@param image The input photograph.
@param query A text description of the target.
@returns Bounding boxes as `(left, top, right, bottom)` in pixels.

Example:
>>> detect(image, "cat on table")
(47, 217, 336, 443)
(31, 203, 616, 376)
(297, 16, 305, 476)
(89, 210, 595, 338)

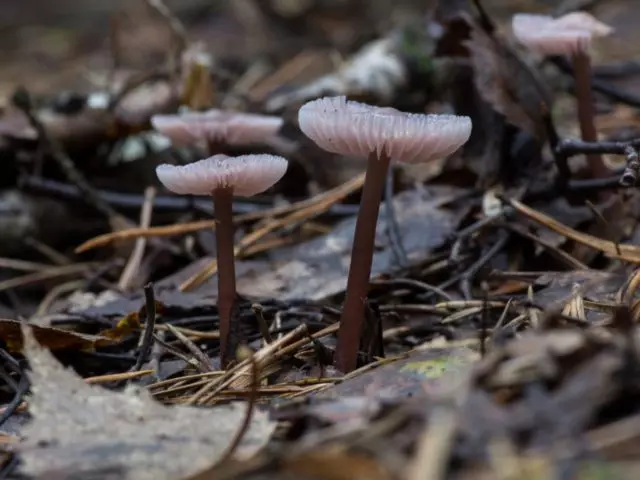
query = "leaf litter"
(4, 0, 640, 478)
(18, 324, 275, 480)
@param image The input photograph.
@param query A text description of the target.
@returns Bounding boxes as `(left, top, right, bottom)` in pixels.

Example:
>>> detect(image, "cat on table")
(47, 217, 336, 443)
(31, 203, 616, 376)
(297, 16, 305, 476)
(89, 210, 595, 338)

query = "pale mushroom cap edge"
(298, 96, 472, 164)
(156, 154, 288, 197)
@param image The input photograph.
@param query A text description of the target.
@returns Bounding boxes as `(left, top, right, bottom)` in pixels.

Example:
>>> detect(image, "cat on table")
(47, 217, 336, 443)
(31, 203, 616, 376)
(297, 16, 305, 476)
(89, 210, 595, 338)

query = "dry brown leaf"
(0, 318, 108, 352)
(18, 325, 275, 480)
(464, 18, 552, 140)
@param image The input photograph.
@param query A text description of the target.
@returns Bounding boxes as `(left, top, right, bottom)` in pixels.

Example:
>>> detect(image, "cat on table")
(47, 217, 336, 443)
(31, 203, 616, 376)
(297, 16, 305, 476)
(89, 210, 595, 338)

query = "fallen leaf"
(464, 16, 552, 140)
(18, 325, 275, 480)
(319, 346, 478, 401)
(0, 318, 108, 352)
(532, 270, 626, 309)
(246, 187, 469, 301)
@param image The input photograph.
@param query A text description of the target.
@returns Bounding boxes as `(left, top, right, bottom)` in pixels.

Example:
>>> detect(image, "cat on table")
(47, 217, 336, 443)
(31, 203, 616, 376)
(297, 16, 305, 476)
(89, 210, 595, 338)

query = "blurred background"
(1, 0, 632, 99)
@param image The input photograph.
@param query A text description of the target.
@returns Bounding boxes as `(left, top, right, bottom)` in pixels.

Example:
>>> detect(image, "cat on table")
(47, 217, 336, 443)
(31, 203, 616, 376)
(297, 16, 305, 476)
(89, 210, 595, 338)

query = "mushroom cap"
(512, 12, 612, 55)
(298, 96, 472, 164)
(156, 154, 288, 197)
(151, 110, 284, 146)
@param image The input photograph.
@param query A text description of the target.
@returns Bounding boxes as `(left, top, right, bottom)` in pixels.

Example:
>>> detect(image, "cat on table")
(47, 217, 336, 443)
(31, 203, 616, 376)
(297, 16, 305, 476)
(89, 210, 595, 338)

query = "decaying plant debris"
(3, 0, 640, 478)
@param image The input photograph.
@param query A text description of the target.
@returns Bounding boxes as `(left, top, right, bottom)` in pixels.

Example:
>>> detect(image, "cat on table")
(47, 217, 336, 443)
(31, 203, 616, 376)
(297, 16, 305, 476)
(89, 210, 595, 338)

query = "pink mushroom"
(298, 96, 472, 372)
(151, 109, 284, 155)
(512, 12, 613, 179)
(156, 154, 288, 365)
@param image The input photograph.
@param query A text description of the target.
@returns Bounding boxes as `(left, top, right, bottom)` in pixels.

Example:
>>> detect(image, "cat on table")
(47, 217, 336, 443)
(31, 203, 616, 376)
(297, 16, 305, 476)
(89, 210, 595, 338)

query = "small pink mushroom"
(151, 109, 284, 155)
(298, 96, 471, 372)
(156, 154, 288, 365)
(512, 12, 613, 180)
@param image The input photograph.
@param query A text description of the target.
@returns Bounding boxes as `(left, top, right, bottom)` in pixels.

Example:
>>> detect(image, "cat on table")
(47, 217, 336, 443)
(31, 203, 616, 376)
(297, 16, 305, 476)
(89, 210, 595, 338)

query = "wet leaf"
(532, 270, 626, 310)
(0, 318, 108, 352)
(247, 187, 469, 301)
(18, 325, 275, 480)
(319, 346, 478, 401)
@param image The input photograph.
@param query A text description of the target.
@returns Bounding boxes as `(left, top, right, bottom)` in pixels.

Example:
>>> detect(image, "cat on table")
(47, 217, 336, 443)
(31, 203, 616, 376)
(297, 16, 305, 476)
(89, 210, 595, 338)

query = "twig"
(551, 55, 640, 108)
(504, 223, 588, 269)
(0, 258, 51, 273)
(20, 175, 290, 215)
(132, 283, 157, 372)
(216, 347, 259, 465)
(0, 373, 29, 428)
(152, 333, 204, 370)
(0, 263, 99, 293)
(621, 146, 640, 187)
(406, 402, 459, 480)
(118, 187, 156, 291)
(370, 278, 453, 301)
(187, 324, 310, 405)
(459, 231, 510, 299)
(384, 168, 408, 268)
(35, 280, 86, 317)
(85, 370, 154, 384)
(144, 0, 188, 52)
(165, 324, 213, 372)
(24, 236, 71, 265)
(251, 304, 273, 344)
(556, 137, 640, 157)
(504, 197, 640, 262)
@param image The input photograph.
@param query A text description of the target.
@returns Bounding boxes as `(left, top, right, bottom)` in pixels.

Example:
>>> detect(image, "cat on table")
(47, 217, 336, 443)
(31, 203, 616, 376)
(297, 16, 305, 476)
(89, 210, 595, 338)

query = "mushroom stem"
(213, 186, 237, 367)
(207, 141, 224, 156)
(572, 51, 608, 179)
(336, 152, 391, 373)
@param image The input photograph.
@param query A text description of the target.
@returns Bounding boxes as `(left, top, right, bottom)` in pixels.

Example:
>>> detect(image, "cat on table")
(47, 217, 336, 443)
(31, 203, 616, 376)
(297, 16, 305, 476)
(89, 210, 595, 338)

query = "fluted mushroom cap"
(151, 110, 283, 146)
(512, 12, 612, 56)
(156, 154, 288, 197)
(298, 96, 472, 164)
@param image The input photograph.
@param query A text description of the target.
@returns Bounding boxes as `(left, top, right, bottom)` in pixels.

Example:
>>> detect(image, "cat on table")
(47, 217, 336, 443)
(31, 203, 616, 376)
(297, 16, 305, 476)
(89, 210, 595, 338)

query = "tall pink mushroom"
(151, 109, 284, 155)
(156, 154, 288, 366)
(512, 12, 613, 179)
(298, 96, 472, 372)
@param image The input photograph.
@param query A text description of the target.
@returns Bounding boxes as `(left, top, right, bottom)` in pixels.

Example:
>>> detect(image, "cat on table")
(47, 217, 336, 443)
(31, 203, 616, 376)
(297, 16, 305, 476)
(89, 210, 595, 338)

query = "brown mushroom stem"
(207, 141, 224, 156)
(572, 51, 608, 180)
(336, 152, 391, 373)
(213, 186, 237, 367)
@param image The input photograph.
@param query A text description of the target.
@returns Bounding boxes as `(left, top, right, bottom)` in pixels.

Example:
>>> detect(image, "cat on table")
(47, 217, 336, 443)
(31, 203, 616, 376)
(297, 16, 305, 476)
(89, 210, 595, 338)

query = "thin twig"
(118, 187, 156, 291)
(216, 347, 259, 465)
(0, 373, 29, 428)
(132, 283, 157, 372)
(0, 263, 100, 294)
(384, 167, 408, 268)
(370, 278, 453, 302)
(165, 324, 213, 372)
(459, 231, 511, 299)
(144, 0, 188, 52)
(85, 370, 154, 384)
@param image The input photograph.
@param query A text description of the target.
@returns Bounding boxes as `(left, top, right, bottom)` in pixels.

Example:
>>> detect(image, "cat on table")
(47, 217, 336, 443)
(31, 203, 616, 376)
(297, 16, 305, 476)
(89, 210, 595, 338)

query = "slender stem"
(335, 152, 391, 373)
(213, 187, 236, 367)
(572, 51, 608, 179)
(207, 140, 224, 156)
